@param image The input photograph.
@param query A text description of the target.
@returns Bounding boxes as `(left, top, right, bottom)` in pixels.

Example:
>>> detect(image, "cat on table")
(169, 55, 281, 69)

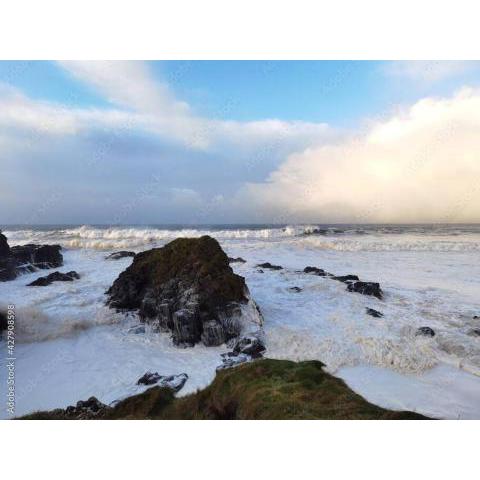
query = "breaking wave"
(4, 224, 480, 252)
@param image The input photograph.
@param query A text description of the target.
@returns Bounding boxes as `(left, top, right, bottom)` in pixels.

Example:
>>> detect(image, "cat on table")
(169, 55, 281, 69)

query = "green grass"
(21, 359, 429, 420)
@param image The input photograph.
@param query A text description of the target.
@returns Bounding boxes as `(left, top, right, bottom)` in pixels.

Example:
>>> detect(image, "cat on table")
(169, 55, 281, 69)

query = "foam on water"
(1, 224, 480, 418)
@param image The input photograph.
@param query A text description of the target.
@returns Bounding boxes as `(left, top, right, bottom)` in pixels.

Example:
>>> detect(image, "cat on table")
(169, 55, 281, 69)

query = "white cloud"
(59, 61, 333, 151)
(384, 60, 478, 84)
(241, 88, 480, 223)
(0, 83, 142, 137)
(0, 62, 335, 156)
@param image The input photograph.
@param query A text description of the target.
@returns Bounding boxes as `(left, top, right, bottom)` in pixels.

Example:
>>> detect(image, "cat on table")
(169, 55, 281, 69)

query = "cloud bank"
(241, 88, 480, 223)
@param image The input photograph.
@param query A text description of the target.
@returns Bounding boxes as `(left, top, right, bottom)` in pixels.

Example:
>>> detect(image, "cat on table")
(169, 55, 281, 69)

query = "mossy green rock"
(106, 236, 252, 346)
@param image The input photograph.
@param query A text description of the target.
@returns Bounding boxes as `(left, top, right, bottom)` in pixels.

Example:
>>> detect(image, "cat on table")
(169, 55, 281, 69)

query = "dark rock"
(0, 311, 7, 332)
(257, 269, 264, 273)
(201, 319, 226, 346)
(289, 286, 302, 292)
(137, 371, 162, 385)
(0, 232, 20, 281)
(303, 266, 329, 276)
(332, 274, 360, 283)
(416, 326, 435, 337)
(347, 281, 383, 299)
(217, 352, 250, 370)
(0, 256, 18, 281)
(27, 270, 80, 287)
(366, 308, 383, 318)
(474, 315, 479, 320)
(63, 396, 108, 418)
(105, 251, 136, 260)
(106, 236, 262, 347)
(1, 233, 63, 282)
(467, 328, 480, 337)
(136, 372, 188, 392)
(233, 335, 266, 358)
(228, 257, 246, 264)
(10, 244, 63, 270)
(0, 231, 10, 257)
(172, 308, 200, 346)
(256, 262, 283, 270)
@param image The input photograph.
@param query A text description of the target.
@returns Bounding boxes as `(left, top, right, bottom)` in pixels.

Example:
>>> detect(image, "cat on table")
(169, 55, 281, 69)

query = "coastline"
(1, 224, 480, 420)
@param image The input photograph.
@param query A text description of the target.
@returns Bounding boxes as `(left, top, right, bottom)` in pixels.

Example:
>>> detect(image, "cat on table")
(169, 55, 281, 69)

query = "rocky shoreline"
(2, 231, 455, 419)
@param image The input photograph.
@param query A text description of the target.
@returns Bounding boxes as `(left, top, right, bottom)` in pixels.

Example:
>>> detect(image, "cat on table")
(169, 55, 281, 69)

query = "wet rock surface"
(0, 232, 63, 282)
(136, 372, 189, 392)
(302, 263, 383, 299)
(106, 236, 263, 347)
(10, 244, 63, 270)
(0, 311, 7, 332)
(256, 262, 283, 270)
(105, 251, 136, 260)
(217, 351, 251, 370)
(228, 256, 246, 264)
(217, 334, 266, 370)
(61, 397, 109, 419)
(304, 266, 330, 276)
(0, 231, 10, 257)
(233, 335, 266, 358)
(27, 270, 80, 286)
(416, 326, 435, 337)
(347, 281, 383, 299)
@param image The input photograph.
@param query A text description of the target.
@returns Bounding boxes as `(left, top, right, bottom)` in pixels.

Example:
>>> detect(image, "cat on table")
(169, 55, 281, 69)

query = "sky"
(0, 60, 479, 224)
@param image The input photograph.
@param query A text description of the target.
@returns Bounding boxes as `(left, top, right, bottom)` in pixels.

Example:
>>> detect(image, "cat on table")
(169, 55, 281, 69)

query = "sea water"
(1, 224, 479, 418)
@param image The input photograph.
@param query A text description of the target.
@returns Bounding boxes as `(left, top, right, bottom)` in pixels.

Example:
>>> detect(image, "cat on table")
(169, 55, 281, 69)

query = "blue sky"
(0, 60, 479, 224)
(2, 60, 476, 125)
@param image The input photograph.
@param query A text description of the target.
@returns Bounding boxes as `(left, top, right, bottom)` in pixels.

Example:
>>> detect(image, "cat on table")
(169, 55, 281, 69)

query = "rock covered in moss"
(106, 236, 263, 347)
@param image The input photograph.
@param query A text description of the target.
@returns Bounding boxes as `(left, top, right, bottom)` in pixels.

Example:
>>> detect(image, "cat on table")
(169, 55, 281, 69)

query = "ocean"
(1, 223, 480, 419)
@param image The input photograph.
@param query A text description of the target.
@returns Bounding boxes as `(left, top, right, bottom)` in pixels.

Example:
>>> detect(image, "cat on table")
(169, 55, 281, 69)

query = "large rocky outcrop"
(0, 231, 63, 282)
(106, 236, 263, 347)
